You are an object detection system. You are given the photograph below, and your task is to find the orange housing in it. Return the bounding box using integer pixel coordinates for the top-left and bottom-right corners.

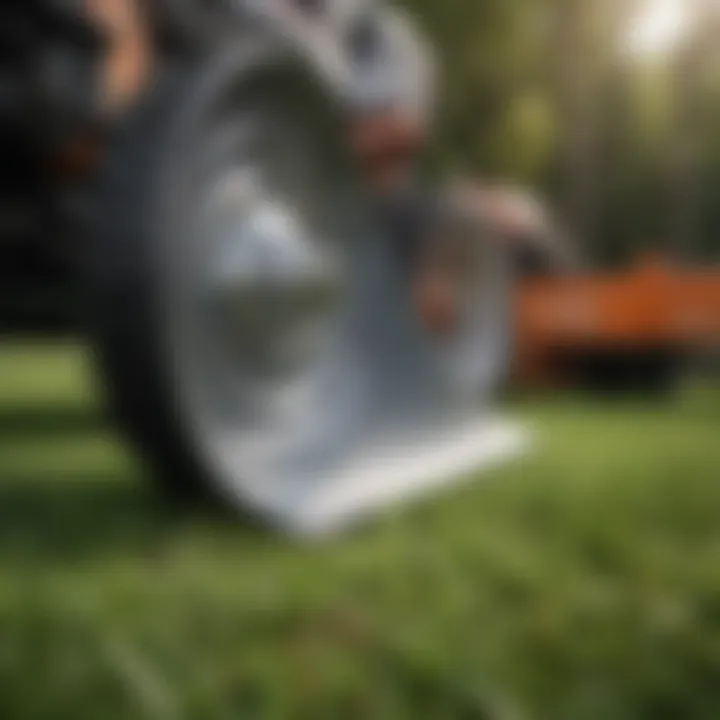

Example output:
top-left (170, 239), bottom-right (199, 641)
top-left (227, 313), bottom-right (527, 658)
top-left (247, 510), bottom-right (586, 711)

top-left (514, 255), bottom-right (720, 388)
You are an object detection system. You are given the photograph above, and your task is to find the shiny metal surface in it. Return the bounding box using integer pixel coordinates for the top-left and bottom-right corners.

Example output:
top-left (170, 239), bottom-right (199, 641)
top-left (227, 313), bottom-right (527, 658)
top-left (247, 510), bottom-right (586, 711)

top-left (152, 44), bottom-right (516, 535)
top-left (205, 168), bottom-right (340, 377)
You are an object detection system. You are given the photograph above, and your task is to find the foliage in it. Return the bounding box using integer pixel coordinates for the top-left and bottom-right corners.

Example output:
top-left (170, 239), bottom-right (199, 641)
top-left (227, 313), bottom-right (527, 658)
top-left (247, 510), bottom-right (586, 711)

top-left (401, 0), bottom-right (720, 264)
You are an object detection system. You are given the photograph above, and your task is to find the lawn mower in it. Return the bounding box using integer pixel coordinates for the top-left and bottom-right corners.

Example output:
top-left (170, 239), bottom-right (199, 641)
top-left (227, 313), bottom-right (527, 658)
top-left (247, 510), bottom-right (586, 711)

top-left (0, 0), bottom-right (547, 535)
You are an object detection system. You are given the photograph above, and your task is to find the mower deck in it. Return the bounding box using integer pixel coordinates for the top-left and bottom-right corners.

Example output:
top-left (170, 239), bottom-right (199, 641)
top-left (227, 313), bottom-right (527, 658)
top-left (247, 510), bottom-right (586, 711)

top-left (227, 416), bottom-right (529, 537)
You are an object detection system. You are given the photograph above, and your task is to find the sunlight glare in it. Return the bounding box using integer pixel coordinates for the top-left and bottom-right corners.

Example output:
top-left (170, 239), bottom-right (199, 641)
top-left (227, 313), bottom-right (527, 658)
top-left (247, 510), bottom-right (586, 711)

top-left (625, 0), bottom-right (690, 56)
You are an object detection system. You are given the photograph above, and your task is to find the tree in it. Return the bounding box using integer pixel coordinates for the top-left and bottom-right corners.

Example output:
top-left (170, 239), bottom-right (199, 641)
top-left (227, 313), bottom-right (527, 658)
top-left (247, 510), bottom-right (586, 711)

top-left (667, 0), bottom-right (719, 260)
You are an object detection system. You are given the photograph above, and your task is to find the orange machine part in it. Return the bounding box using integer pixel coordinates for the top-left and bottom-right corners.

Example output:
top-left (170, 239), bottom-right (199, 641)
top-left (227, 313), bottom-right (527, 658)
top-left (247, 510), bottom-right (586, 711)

top-left (514, 255), bottom-right (720, 387)
top-left (349, 111), bottom-right (427, 193)
top-left (86, 0), bottom-right (152, 115)
top-left (52, 0), bottom-right (152, 179)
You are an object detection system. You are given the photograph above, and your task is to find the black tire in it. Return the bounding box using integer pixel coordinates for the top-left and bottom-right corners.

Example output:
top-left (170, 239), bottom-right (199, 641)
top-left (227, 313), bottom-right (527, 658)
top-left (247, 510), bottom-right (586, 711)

top-left (87, 63), bottom-right (210, 504)
top-left (86, 38), bottom-right (353, 508)
top-left (575, 348), bottom-right (683, 396)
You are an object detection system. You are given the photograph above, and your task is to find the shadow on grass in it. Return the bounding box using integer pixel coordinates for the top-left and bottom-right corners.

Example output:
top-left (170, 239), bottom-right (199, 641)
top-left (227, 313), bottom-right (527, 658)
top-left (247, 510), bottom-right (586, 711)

top-left (0, 471), bottom-right (273, 567)
top-left (0, 405), bottom-right (107, 440)
top-left (0, 403), bottom-right (268, 566)
top-left (0, 473), bottom-right (175, 565)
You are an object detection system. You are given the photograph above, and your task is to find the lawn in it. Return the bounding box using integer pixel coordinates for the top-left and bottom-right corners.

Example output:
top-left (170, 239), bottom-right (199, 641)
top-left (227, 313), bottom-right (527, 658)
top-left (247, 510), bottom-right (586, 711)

top-left (0, 341), bottom-right (719, 719)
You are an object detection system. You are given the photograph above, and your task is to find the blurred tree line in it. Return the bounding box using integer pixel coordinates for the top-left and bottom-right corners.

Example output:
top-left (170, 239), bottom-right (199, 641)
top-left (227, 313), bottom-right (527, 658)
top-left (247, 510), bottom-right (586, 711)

top-left (402, 0), bottom-right (720, 266)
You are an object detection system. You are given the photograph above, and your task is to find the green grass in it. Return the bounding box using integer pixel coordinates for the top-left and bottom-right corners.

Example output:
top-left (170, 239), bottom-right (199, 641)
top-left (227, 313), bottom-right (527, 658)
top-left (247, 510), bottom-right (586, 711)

top-left (0, 342), bottom-right (719, 719)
